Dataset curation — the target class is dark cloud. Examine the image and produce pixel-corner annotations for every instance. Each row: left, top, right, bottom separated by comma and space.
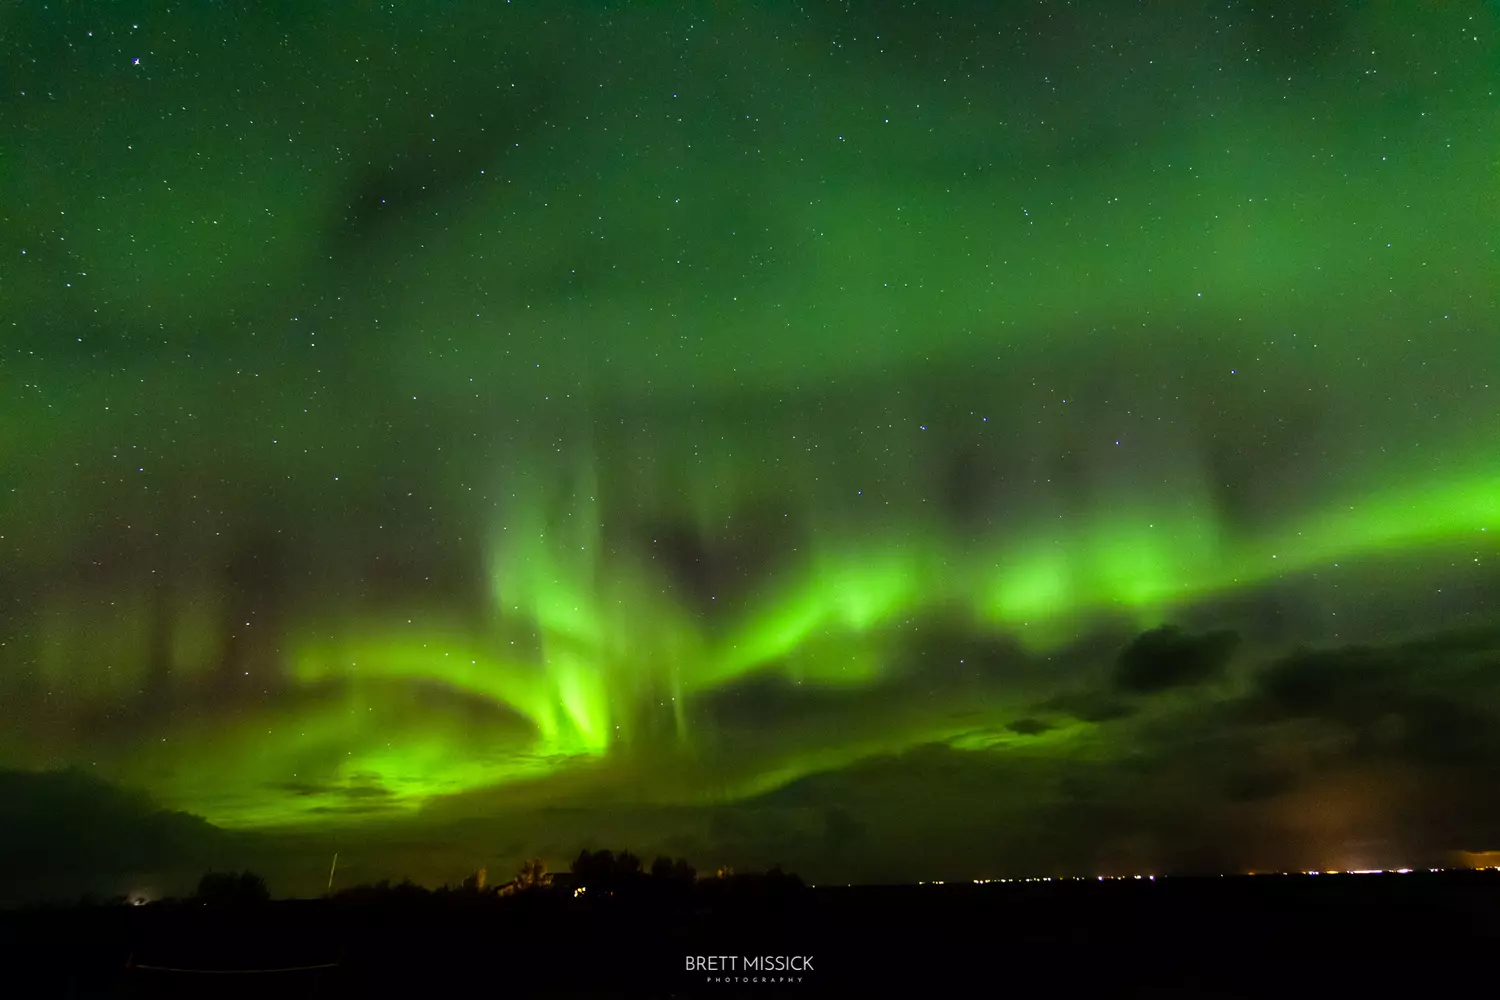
1220, 766, 1298, 804
1250, 631, 1500, 776
1006, 718, 1053, 736
1255, 645, 1402, 716
1114, 626, 1240, 693
306, 803, 396, 816
1042, 691, 1135, 724
0, 769, 226, 904
822, 806, 866, 855
272, 778, 398, 809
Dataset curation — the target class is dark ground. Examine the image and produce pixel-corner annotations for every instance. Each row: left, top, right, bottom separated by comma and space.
4, 871, 1498, 997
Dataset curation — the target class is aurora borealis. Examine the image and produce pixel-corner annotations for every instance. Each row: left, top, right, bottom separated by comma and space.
1, 2, 1498, 900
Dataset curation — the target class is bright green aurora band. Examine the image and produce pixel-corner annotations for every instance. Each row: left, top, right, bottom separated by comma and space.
0, 2, 1496, 885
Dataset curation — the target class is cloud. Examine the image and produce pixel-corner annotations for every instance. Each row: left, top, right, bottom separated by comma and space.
0, 769, 227, 904
270, 776, 400, 813
1114, 625, 1240, 693
1042, 691, 1135, 723
1250, 629, 1500, 773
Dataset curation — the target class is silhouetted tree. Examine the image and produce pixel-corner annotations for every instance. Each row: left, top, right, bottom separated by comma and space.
572, 848, 614, 882
460, 867, 489, 893
195, 870, 269, 904
514, 857, 547, 890
651, 855, 696, 883
696, 864, 806, 905
766, 866, 805, 890
571, 847, 658, 895
333, 878, 431, 906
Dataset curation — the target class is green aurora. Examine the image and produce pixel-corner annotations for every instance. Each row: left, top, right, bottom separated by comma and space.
0, 1, 1497, 893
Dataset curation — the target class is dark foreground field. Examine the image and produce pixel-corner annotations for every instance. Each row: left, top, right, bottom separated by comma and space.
4, 871, 1499, 997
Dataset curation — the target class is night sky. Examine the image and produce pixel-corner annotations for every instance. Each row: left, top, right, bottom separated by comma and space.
2, 2, 1498, 902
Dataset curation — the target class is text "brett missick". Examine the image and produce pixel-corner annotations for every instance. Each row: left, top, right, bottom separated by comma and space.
687, 956, 814, 972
